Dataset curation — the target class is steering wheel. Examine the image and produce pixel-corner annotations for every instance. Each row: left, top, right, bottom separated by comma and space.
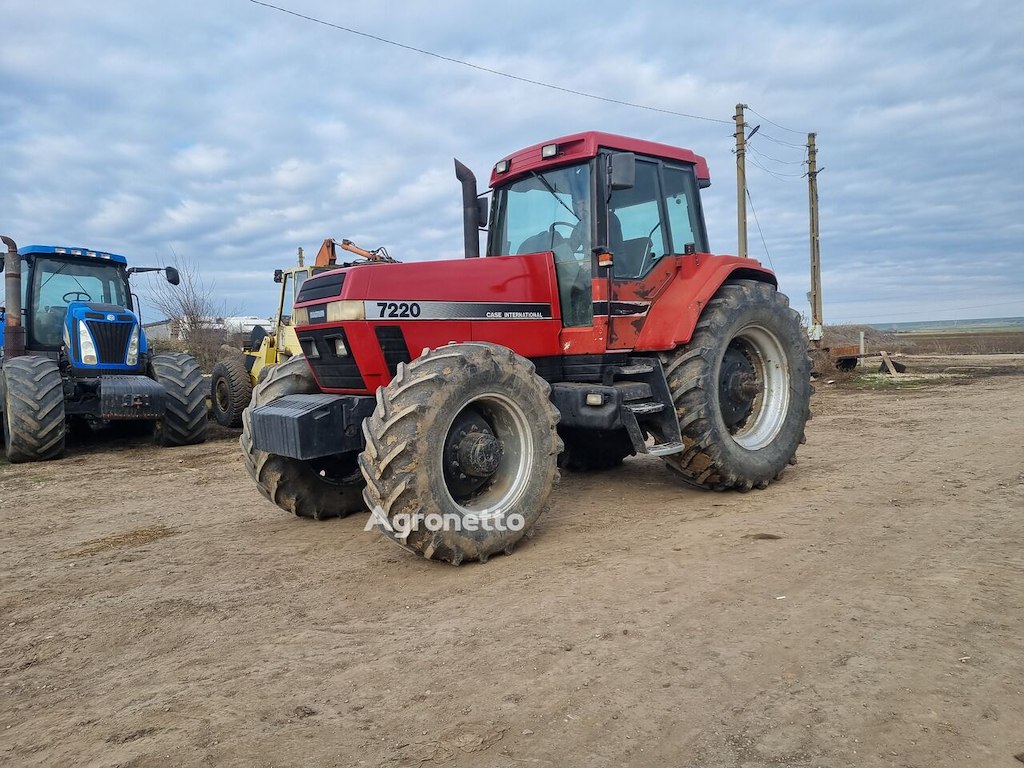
635, 222, 663, 276
63, 290, 92, 303
551, 220, 587, 254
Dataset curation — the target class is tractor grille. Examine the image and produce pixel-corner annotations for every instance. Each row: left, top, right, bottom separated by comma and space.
298, 328, 366, 390
86, 320, 134, 365
375, 326, 411, 376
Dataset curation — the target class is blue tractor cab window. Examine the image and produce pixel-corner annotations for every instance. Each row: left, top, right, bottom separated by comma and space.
30, 257, 129, 347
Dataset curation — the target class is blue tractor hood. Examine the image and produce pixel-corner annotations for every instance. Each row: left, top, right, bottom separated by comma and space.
65, 300, 147, 372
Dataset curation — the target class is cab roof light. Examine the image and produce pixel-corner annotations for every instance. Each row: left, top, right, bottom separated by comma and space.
494, 159, 510, 174
541, 143, 559, 159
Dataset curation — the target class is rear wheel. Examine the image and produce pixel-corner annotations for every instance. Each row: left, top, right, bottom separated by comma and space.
2, 356, 67, 463
210, 356, 253, 428
359, 343, 561, 564
659, 280, 811, 490
150, 353, 208, 446
240, 355, 366, 520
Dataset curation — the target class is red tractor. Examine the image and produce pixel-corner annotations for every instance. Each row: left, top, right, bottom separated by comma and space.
242, 132, 811, 564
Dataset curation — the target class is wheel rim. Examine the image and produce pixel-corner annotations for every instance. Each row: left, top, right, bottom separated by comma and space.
719, 324, 791, 451
214, 378, 232, 412
438, 392, 534, 521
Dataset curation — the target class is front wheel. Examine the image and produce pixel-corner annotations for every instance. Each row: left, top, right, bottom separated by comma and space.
240, 354, 366, 520
2, 356, 67, 463
659, 280, 811, 490
359, 343, 561, 564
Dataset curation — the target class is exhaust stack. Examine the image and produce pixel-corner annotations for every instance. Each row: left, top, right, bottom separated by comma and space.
2, 235, 26, 358
454, 159, 481, 259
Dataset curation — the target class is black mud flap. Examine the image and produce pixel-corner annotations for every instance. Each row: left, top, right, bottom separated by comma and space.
99, 376, 168, 420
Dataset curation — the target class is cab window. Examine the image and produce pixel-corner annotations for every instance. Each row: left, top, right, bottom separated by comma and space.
608, 160, 669, 279
292, 269, 309, 305
663, 165, 707, 254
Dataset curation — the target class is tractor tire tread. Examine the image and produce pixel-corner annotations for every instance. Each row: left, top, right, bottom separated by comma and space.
150, 353, 208, 446
210, 356, 253, 428
2, 356, 67, 463
658, 279, 812, 490
240, 355, 365, 520
359, 343, 561, 565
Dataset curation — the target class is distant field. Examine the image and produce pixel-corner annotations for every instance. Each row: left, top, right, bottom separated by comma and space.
894, 327, 1024, 354
822, 322, 1024, 355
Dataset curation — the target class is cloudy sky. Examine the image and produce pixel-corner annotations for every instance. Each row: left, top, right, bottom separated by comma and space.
2, 0, 1022, 325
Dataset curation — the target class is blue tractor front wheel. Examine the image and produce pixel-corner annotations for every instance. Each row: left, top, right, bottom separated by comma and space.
1, 356, 67, 463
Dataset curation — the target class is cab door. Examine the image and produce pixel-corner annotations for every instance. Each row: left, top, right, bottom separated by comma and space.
605, 159, 707, 350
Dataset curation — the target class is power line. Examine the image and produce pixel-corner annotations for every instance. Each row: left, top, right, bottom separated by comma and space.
249, 0, 733, 125
756, 131, 808, 150
744, 186, 775, 272
747, 143, 806, 166
747, 155, 805, 181
746, 105, 807, 136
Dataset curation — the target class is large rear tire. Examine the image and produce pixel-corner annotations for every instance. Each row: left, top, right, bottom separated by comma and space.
359, 343, 561, 565
240, 355, 366, 520
150, 353, 208, 447
210, 356, 253, 428
1, 356, 67, 463
659, 280, 811, 490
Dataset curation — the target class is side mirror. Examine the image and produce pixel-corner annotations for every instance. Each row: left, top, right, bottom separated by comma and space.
609, 152, 636, 191
475, 197, 489, 229
165, 267, 180, 286
273, 269, 284, 284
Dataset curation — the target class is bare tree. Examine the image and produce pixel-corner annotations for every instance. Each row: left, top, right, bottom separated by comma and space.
141, 251, 230, 372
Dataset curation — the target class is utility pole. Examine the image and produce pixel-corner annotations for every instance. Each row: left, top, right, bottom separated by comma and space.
806, 132, 823, 345
734, 104, 748, 259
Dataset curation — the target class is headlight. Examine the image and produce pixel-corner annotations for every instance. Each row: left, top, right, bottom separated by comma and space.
292, 300, 364, 326
78, 321, 98, 365
327, 301, 364, 322
125, 324, 140, 366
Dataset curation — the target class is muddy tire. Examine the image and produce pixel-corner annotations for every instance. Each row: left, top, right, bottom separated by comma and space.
240, 355, 365, 520
1, 356, 66, 463
359, 343, 561, 564
150, 353, 208, 447
210, 356, 253, 428
659, 280, 811, 490
557, 427, 634, 471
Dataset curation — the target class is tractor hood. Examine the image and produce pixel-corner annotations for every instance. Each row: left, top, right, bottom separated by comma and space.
291, 255, 561, 325
64, 300, 146, 373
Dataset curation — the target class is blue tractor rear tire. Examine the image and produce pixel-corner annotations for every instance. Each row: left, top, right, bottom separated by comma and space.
149, 353, 208, 447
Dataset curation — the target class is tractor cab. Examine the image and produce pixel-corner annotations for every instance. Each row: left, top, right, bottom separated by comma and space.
486, 132, 714, 350
17, 247, 141, 370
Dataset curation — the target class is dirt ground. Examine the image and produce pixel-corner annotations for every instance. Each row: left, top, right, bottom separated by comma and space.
2, 354, 1022, 768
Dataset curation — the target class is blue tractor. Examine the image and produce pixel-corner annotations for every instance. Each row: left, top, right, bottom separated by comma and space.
1, 235, 208, 463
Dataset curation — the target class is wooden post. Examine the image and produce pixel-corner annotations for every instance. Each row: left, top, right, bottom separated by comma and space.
807, 132, 823, 346
735, 104, 748, 259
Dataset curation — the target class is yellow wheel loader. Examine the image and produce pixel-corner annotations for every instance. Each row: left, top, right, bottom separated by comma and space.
210, 238, 389, 427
